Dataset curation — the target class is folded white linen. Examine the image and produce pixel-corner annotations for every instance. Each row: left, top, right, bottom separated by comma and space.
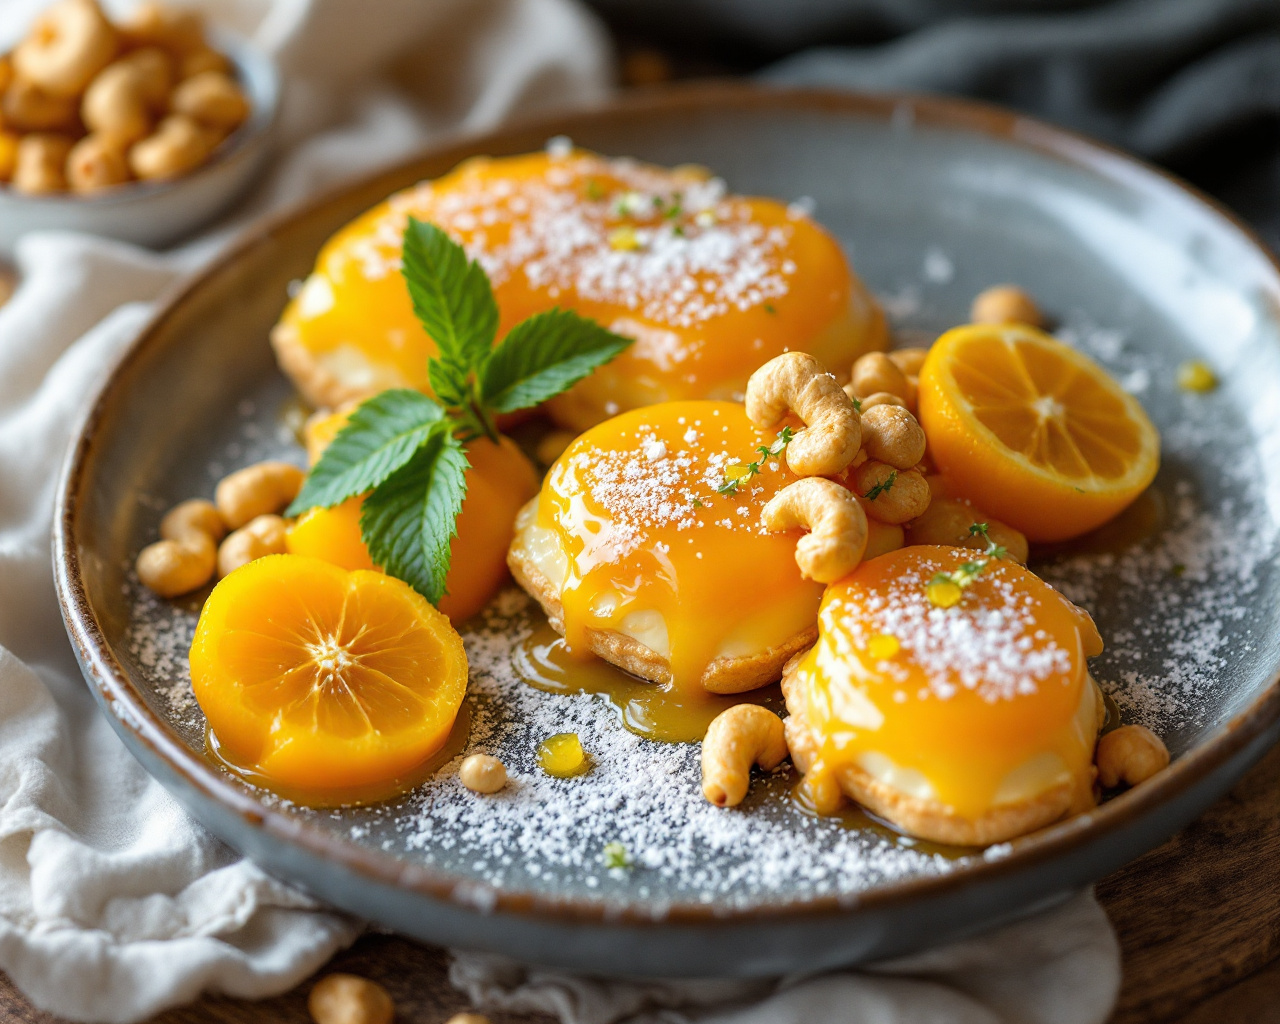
450, 889, 1121, 1024
0, 1, 610, 1020
0, 1, 1123, 1022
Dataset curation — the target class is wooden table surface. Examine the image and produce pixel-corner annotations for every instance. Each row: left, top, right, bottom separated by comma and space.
1, 742, 1278, 1024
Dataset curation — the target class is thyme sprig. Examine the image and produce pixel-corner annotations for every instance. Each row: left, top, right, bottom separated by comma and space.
928, 522, 1008, 596
864, 470, 896, 501
716, 426, 795, 497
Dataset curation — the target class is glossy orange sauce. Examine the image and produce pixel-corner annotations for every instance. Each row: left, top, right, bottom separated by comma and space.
514, 613, 785, 742
789, 546, 1100, 820
276, 150, 882, 423
538, 400, 824, 693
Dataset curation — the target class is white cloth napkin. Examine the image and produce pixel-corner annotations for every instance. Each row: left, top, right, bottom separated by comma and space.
0, 1, 609, 1021
0, 2, 1122, 1022
451, 889, 1120, 1024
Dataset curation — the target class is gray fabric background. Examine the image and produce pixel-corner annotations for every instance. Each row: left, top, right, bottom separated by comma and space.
588, 0, 1280, 249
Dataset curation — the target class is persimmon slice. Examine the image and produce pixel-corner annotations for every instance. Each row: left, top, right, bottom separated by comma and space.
918, 324, 1159, 542
190, 554, 467, 794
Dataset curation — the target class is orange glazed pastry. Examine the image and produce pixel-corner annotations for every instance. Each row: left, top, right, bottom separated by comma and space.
272, 149, 887, 428
508, 400, 826, 693
783, 546, 1105, 845
287, 407, 539, 623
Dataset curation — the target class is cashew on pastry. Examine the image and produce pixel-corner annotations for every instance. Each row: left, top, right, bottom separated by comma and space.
701, 704, 789, 807
745, 352, 861, 477
762, 477, 868, 583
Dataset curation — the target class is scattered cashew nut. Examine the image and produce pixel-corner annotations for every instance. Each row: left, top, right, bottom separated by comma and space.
701, 704, 788, 807
307, 973, 394, 1024
905, 494, 1029, 564
217, 514, 288, 577
81, 61, 153, 143
12, 133, 72, 194
745, 352, 861, 476
67, 133, 130, 192
848, 352, 914, 410
459, 754, 507, 794
13, 0, 118, 98
852, 461, 930, 525
135, 499, 225, 598
1096, 725, 1169, 789
971, 285, 1044, 327
762, 477, 868, 583
121, 2, 206, 55
443, 1015, 492, 1024
2, 79, 77, 132
170, 70, 248, 129
128, 113, 210, 181
859, 403, 926, 470
887, 347, 928, 376
214, 460, 305, 528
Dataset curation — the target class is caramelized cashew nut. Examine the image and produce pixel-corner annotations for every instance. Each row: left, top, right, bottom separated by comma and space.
745, 352, 861, 477
82, 62, 153, 143
13, 0, 118, 98
1096, 725, 1169, 789
135, 499, 226, 598
906, 495, 1030, 564
214, 460, 305, 528
217, 514, 288, 578
971, 285, 1044, 327
849, 352, 912, 405
171, 71, 249, 129
12, 134, 73, 194
701, 704, 788, 807
2, 80, 77, 133
67, 133, 130, 192
308, 974, 395, 1024
128, 114, 210, 181
859, 403, 927, 471
762, 477, 868, 583
459, 754, 508, 794
852, 461, 931, 525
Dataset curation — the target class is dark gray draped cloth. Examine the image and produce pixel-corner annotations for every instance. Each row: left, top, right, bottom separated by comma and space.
587, 0, 1280, 248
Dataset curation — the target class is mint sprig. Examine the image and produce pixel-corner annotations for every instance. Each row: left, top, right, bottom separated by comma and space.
289, 217, 632, 603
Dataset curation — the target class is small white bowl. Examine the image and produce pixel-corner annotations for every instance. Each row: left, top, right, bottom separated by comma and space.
0, 33, 279, 257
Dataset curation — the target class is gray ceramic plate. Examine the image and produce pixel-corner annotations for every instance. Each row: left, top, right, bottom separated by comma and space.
55, 85, 1280, 977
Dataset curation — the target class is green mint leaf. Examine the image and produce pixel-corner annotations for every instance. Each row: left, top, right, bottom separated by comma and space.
402, 217, 497, 373
427, 358, 469, 408
287, 390, 444, 516
360, 425, 469, 604
478, 308, 632, 413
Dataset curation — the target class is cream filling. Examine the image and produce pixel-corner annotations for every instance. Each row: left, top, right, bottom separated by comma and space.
297, 273, 335, 318
817, 672, 1102, 811
316, 345, 407, 394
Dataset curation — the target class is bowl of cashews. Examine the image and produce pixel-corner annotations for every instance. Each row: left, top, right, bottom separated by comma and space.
0, 0, 278, 255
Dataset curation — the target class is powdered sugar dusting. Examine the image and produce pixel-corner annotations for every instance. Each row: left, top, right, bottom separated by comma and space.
344, 153, 797, 329
824, 557, 1074, 703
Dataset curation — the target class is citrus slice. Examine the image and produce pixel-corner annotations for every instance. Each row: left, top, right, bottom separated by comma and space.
918, 323, 1159, 542
190, 554, 467, 797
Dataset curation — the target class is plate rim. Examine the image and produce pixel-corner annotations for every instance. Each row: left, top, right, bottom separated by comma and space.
53, 80, 1280, 928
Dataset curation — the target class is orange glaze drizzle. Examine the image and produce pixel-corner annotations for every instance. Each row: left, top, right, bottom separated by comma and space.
539, 400, 824, 692
279, 150, 868, 409
791, 547, 1098, 820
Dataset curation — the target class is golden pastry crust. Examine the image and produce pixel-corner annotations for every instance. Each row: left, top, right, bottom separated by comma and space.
780, 656, 1101, 846
543, 296, 890, 433
271, 321, 409, 412
508, 532, 815, 695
